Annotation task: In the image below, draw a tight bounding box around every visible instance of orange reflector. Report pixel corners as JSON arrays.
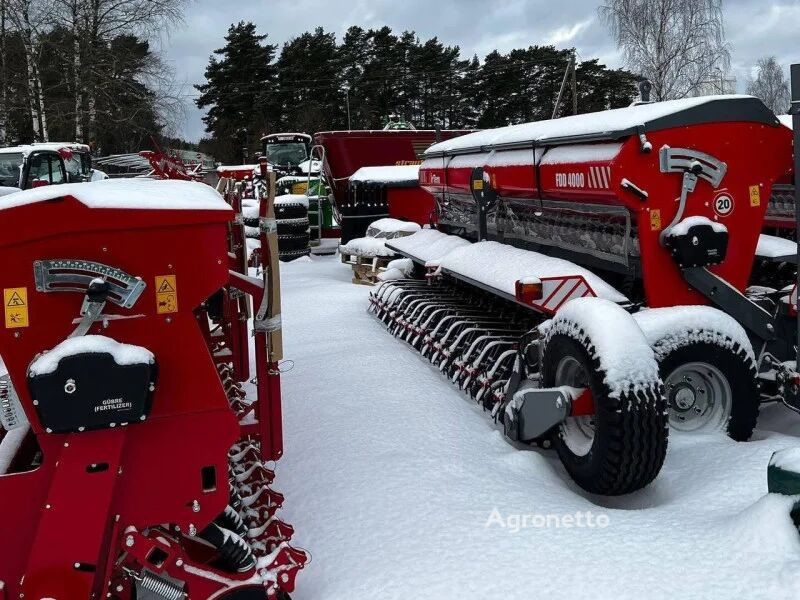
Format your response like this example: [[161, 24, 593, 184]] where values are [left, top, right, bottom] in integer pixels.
[[515, 279, 543, 304]]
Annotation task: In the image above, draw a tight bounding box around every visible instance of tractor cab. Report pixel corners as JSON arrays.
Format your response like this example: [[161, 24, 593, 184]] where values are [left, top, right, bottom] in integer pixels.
[[261, 132, 313, 176], [0, 146, 67, 193], [35, 142, 97, 182], [0, 142, 101, 195]]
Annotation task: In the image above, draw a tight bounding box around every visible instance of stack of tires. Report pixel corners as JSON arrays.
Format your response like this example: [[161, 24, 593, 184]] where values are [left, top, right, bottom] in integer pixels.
[[243, 196, 311, 262], [275, 197, 311, 261]]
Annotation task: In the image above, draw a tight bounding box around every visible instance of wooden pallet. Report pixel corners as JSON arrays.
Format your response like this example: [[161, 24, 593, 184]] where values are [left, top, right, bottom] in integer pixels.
[[341, 251, 394, 286]]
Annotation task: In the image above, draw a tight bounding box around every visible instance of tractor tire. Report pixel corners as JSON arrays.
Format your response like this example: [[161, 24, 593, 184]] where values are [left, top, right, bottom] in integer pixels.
[[278, 233, 310, 252], [657, 340, 759, 441], [275, 202, 307, 221], [277, 217, 310, 235], [543, 333, 668, 496], [279, 247, 311, 262]]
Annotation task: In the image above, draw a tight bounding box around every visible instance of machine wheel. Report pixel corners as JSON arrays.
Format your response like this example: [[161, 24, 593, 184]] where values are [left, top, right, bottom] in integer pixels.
[[277, 217, 310, 235], [278, 233, 310, 251], [279, 247, 311, 262], [658, 341, 758, 440], [543, 333, 668, 496], [275, 202, 307, 220]]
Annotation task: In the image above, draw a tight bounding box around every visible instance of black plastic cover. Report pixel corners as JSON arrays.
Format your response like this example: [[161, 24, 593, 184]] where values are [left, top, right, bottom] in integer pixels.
[[665, 223, 729, 268], [28, 352, 156, 433]]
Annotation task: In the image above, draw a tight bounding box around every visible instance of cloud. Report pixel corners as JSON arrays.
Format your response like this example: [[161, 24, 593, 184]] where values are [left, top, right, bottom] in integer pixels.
[[160, 0, 796, 141]]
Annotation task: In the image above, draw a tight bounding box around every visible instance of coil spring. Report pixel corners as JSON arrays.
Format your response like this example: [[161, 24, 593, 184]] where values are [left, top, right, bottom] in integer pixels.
[[137, 570, 185, 600]]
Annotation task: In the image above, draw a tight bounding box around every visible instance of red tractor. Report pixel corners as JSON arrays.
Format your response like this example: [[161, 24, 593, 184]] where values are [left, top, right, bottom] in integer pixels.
[[0, 172, 307, 597], [372, 93, 799, 495]]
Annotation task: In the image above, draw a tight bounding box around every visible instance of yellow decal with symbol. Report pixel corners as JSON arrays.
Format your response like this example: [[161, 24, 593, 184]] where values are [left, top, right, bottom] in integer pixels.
[[650, 209, 662, 231], [4, 287, 29, 328], [749, 185, 761, 207], [155, 275, 178, 314], [472, 179, 484, 190]]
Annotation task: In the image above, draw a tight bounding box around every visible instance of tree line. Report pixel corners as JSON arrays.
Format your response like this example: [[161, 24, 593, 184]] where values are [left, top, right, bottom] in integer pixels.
[[196, 23, 640, 163], [0, 0, 184, 154]]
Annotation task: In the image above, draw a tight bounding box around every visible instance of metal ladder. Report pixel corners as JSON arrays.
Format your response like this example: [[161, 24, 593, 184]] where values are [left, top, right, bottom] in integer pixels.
[[305, 144, 327, 247]]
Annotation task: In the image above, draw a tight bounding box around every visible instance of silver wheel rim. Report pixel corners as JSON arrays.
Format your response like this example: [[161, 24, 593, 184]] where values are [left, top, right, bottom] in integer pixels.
[[556, 355, 595, 457], [664, 361, 731, 432]]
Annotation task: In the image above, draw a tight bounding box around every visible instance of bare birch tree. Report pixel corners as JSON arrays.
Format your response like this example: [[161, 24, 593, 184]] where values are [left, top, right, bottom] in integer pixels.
[[0, 0, 7, 144], [747, 56, 790, 114], [599, 0, 731, 100], [82, 0, 185, 142], [7, 0, 50, 140]]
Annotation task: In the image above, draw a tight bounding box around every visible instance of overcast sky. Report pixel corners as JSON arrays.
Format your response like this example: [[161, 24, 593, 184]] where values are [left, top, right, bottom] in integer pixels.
[[159, 0, 800, 141]]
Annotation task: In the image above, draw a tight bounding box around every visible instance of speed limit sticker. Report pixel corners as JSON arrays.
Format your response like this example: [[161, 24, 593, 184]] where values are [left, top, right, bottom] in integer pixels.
[[713, 193, 734, 217]]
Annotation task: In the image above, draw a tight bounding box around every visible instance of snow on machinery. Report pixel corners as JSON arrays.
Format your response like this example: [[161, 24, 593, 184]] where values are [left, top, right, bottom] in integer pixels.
[[0, 176, 307, 597], [313, 126, 472, 238], [340, 164, 434, 244], [371, 94, 798, 496]]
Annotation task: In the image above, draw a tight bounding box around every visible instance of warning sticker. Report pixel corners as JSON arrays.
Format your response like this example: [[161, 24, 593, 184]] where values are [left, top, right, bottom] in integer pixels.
[[650, 209, 662, 231], [4, 287, 29, 328], [749, 185, 761, 207], [155, 275, 178, 314]]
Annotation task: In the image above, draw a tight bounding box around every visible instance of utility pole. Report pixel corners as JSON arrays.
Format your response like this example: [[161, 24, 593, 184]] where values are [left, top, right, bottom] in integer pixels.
[[552, 50, 577, 119], [571, 49, 578, 115], [344, 85, 352, 130]]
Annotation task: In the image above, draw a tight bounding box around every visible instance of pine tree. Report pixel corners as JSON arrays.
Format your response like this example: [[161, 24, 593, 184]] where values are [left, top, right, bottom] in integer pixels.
[[274, 27, 342, 133], [195, 22, 277, 163]]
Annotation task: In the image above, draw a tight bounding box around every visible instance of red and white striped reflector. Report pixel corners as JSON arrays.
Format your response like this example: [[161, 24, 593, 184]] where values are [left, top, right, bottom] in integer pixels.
[[526, 275, 596, 315]]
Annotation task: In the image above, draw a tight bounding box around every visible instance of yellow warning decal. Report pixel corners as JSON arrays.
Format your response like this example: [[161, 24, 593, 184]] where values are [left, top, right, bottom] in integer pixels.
[[4, 287, 29, 329], [472, 179, 484, 190], [749, 185, 761, 207], [155, 275, 178, 314], [650, 209, 662, 231]]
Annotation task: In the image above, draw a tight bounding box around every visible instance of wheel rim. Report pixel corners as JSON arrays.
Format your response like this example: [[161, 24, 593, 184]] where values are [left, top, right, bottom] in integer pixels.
[[556, 355, 595, 457], [664, 361, 731, 432]]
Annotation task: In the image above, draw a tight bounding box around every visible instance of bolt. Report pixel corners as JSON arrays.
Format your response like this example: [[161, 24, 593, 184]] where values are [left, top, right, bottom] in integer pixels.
[[64, 379, 77, 394], [192, 500, 201, 513], [188, 524, 197, 536], [125, 535, 134, 547], [176, 559, 184, 567]]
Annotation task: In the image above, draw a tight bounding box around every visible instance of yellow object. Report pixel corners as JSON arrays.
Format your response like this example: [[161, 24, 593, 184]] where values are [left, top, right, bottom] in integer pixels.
[[4, 287, 29, 328], [155, 275, 178, 314], [473, 180, 484, 190], [749, 185, 761, 207], [650, 209, 662, 231]]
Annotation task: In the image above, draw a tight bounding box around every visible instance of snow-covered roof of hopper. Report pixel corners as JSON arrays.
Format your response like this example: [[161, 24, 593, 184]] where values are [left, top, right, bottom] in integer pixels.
[[350, 165, 421, 187], [0, 142, 90, 156], [779, 115, 793, 129], [0, 179, 230, 211], [426, 95, 778, 156]]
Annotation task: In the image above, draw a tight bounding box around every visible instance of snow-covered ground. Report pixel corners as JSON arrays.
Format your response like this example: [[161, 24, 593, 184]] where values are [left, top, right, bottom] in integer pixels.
[[276, 254, 800, 600]]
